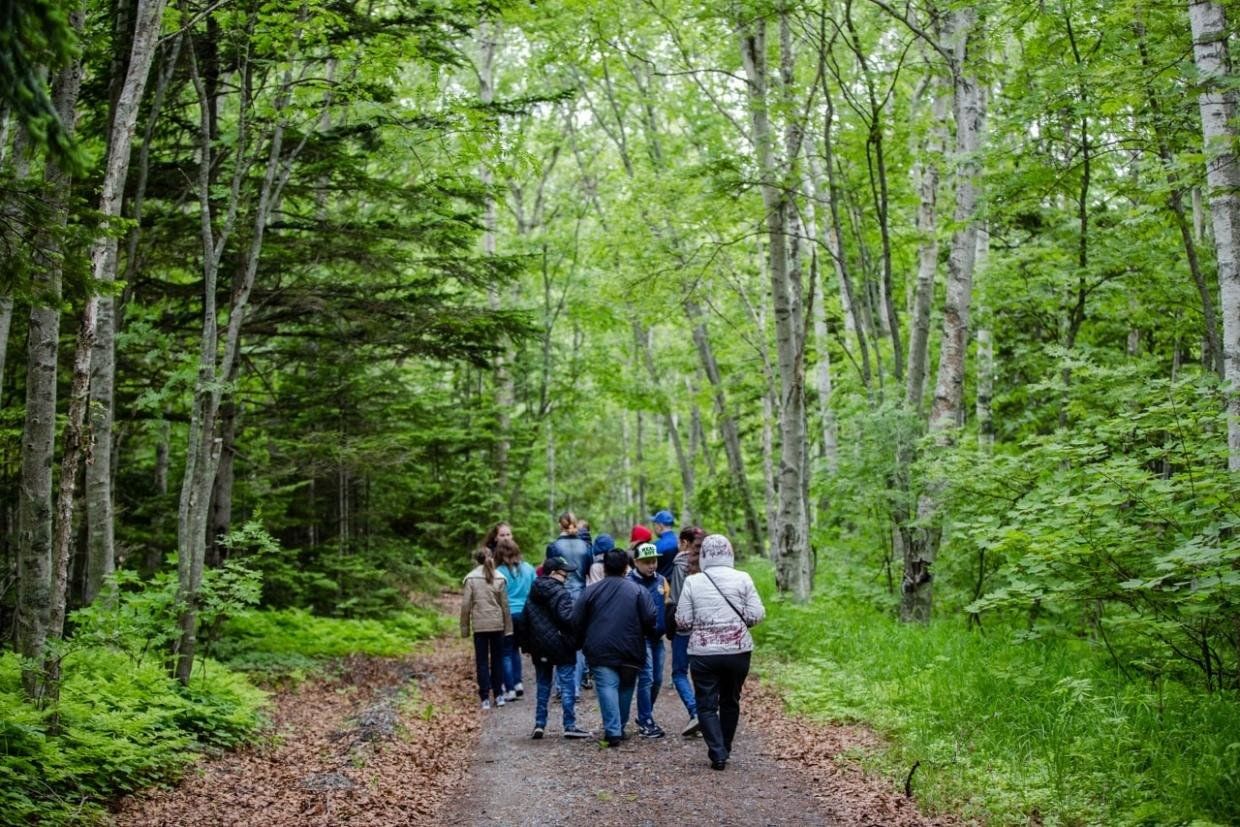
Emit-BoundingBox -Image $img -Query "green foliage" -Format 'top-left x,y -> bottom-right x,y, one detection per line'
0,649 -> 264,826
938,361 -> 1240,689
750,559 -> 1240,826
213,607 -> 449,678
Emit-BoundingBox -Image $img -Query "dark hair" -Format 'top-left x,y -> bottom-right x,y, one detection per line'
481,521 -> 511,551
679,526 -> 706,543
473,547 -> 497,584
603,549 -> 629,576
495,537 -> 521,567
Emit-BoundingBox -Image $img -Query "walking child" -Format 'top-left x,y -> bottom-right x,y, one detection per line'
629,542 -> 671,738
461,547 -> 512,709
524,556 -> 593,740
495,536 -> 535,700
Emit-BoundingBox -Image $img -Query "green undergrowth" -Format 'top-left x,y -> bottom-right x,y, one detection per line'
213,607 -> 450,683
748,559 -> 1240,827
0,649 -> 265,826
1,601 -> 450,825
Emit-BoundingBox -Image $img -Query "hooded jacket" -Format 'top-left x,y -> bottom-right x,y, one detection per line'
460,565 -> 512,637
546,533 -> 592,597
628,568 -> 670,637
674,535 -> 765,656
523,575 -> 578,665
573,575 -> 658,670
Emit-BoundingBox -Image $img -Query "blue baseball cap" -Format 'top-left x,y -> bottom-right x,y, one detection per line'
650,510 -> 676,526
594,534 -> 615,554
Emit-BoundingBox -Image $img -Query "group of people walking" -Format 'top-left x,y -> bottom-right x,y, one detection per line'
459,511 -> 766,771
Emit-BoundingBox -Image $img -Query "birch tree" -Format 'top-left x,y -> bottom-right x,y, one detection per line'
1187,0 -> 1240,471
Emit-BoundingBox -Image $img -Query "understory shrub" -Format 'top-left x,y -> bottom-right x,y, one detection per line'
750,559 -> 1240,827
0,650 -> 265,826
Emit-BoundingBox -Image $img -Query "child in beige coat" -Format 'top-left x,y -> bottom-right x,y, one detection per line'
461,547 -> 513,709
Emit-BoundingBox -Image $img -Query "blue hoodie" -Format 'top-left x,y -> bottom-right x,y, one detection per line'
499,561 -> 536,616
628,568 -> 669,637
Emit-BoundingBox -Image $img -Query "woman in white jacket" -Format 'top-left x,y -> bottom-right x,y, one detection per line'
674,534 -> 765,771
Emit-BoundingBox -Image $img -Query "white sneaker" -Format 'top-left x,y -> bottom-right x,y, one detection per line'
514,682 -> 524,698
504,690 -> 517,702
481,700 -> 491,710
496,695 -> 506,707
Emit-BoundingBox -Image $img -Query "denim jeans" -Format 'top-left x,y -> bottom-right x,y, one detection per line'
635,637 -> 666,727
670,633 -> 696,718
591,664 -> 638,739
502,614 -> 523,691
575,649 -> 587,692
534,660 -> 578,731
472,630 -> 505,701
690,652 -> 752,765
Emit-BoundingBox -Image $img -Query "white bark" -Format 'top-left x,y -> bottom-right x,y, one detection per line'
903,7 -> 983,623
17,31 -> 83,703
907,73 -> 950,411
975,225 -> 994,453
1188,1 -> 1240,471
80,0 -> 167,605
740,10 -> 811,599
801,174 -> 839,475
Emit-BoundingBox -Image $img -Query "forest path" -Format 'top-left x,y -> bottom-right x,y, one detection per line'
440,646 -> 959,827
115,628 -> 958,826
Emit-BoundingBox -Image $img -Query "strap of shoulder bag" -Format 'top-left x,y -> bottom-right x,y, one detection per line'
701,569 -> 748,626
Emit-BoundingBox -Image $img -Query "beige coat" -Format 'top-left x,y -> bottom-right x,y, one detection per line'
460,566 -> 513,637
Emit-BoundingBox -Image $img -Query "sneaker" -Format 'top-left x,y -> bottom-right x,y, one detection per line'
639,723 -> 666,739
514,682 -> 524,698
601,735 -> 621,748
504,689 -> 517,702
531,726 -> 545,739
710,760 -> 727,771
682,716 -> 701,737
481,700 -> 491,710
581,675 -> 593,690
496,695 -> 506,707
563,727 -> 592,739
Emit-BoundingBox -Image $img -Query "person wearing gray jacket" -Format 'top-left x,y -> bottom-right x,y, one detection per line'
674,533 -> 765,771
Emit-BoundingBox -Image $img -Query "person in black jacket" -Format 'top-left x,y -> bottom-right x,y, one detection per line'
524,557 -> 592,740
573,549 -> 658,747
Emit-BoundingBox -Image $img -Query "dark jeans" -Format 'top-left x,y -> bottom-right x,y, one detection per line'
502,614 -> 523,691
690,651 -> 752,765
473,630 -> 505,701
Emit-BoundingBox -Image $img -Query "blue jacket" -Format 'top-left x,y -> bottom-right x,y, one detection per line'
628,569 -> 669,637
546,534 -> 592,597
572,576 -> 658,670
498,561 -> 535,616
655,530 -> 678,580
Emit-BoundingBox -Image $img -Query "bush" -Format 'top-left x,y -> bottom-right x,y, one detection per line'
213,607 -> 449,671
0,649 -> 265,826
750,558 -> 1240,826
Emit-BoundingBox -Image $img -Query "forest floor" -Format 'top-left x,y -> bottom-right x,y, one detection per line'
115,623 -> 964,826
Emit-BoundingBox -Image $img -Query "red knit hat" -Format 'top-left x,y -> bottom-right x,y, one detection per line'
629,525 -> 653,543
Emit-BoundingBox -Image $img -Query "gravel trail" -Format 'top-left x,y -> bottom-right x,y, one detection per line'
440,648 -> 841,827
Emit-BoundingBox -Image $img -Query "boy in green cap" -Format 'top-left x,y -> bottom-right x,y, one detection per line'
629,542 -> 671,738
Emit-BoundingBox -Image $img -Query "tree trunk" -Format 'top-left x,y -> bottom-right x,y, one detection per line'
206,400 -> 237,567
907,73 -> 949,411
903,7 -> 982,623
0,296 -> 12,408
975,225 -> 994,453
17,33 -> 84,703
801,175 -> 839,476
739,7 -> 811,600
1187,1 -> 1240,471
82,0 -> 166,606
635,322 -> 693,525
686,300 -> 764,554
